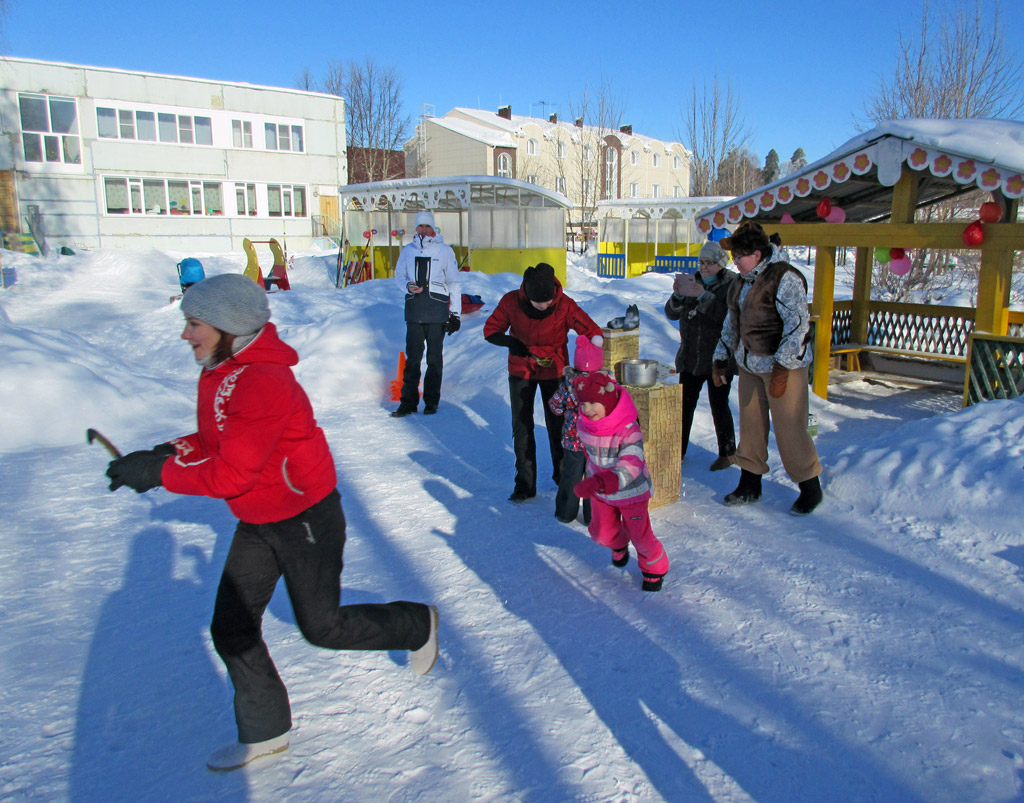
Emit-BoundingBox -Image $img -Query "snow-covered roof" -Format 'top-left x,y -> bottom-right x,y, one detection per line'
340,175 -> 571,211
696,118 -> 1024,234
428,115 -> 515,148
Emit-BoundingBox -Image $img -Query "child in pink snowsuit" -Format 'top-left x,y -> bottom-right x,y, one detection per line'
573,372 -> 670,592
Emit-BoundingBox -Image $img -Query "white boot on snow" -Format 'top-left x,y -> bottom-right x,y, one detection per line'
207,733 -> 289,772
410,605 -> 439,675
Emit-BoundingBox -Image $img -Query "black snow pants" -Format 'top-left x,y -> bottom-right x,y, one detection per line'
210,489 -> 430,744
508,375 -> 563,497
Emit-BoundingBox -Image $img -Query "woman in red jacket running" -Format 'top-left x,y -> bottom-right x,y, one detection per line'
483,263 -> 602,502
106,273 -> 438,772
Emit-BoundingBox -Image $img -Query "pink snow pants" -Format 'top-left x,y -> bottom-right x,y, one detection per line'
588,498 -> 670,575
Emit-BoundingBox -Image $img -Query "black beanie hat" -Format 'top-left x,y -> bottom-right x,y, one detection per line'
523,263 -> 556,302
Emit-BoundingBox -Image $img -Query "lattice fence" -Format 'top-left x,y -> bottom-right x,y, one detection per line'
965,334 -> 1024,406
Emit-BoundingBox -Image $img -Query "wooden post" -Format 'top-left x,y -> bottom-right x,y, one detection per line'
811,246 -> 836,399
851,246 -> 872,344
975,198 -> 1019,335
890,170 -> 920,223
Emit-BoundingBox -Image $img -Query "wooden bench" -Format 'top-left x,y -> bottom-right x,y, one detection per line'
830,344 -> 966,372
646,255 -> 698,274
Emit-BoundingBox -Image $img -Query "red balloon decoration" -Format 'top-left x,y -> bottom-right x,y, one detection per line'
889,248 -> 906,260
816,198 -> 832,219
979,202 -> 1003,224
962,220 -> 984,247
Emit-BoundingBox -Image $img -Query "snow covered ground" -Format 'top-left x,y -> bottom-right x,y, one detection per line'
1,244 -> 1023,802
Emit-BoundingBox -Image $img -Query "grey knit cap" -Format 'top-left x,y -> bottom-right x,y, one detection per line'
699,241 -> 729,268
180,273 -> 270,335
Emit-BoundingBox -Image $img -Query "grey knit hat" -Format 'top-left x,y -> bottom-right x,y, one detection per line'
180,274 -> 270,335
698,241 -> 729,268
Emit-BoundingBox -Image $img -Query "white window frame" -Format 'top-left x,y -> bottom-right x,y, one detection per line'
630,182 -> 639,198
264,122 -> 305,152
232,120 -> 253,148
652,183 -> 661,196
18,93 -> 81,166
557,140 -> 568,159
98,106 -> 212,146
236,183 -> 257,216
674,155 -> 683,170
102,176 -> 223,216
583,145 -> 594,162
554,176 -> 567,194
630,149 -> 640,166
496,152 -> 512,178
527,138 -> 538,156
652,153 -> 661,168
267,184 -> 307,217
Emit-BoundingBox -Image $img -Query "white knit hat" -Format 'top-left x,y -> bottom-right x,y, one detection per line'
414,210 -> 436,229
180,274 -> 270,335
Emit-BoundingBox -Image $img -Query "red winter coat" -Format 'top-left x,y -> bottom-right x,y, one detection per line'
483,278 -> 601,381
161,323 -> 337,524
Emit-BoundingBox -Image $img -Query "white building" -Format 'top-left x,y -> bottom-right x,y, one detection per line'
0,57 -> 347,252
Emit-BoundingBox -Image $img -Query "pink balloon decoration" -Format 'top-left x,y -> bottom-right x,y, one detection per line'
780,213 -> 795,224
825,206 -> 846,223
889,256 -> 912,276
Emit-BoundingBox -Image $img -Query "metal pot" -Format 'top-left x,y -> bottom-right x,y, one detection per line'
619,359 -> 659,387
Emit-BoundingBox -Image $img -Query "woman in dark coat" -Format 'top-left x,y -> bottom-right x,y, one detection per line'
664,241 -> 738,471
484,263 -> 602,502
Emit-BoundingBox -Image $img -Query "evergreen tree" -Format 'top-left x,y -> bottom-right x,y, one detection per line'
790,148 -> 807,171
762,149 -> 780,184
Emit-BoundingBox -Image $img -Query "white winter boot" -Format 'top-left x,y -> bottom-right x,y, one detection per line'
410,605 -> 439,675
206,733 -> 289,772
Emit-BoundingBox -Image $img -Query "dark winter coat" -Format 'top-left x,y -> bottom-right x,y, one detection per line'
162,322 -> 337,524
664,268 -> 738,376
483,277 -> 601,381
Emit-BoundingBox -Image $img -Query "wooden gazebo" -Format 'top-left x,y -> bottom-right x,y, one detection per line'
696,119 -> 1024,401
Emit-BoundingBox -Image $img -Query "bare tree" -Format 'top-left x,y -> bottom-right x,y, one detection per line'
323,58 -> 410,183
566,79 -> 626,252
295,68 -> 319,92
682,76 -> 753,196
862,0 -> 1024,301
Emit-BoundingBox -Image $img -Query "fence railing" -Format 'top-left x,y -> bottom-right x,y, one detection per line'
597,253 -> 625,278
312,214 -> 343,246
828,301 -> 1024,359
965,333 -> 1024,406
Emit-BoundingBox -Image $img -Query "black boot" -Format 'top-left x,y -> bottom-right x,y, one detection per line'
790,476 -> 823,516
724,469 -> 762,507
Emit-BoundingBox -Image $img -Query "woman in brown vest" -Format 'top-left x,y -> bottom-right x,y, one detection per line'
711,221 -> 823,515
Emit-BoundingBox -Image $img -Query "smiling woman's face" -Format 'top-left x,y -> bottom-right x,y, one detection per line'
181,316 -> 221,362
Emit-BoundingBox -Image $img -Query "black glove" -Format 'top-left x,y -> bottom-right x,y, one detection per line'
712,359 -> 735,387
152,442 -> 177,458
485,332 -> 530,357
107,449 -> 169,493
446,314 -> 461,335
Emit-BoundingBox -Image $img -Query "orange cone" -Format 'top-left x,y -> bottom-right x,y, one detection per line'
389,352 -> 406,401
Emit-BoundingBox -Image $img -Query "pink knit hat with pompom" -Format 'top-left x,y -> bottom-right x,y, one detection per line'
572,334 -> 605,372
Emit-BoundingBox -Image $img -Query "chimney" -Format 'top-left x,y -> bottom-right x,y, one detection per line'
575,117 -> 584,128
497,105 -> 512,120
620,124 -> 632,135
549,112 -> 558,123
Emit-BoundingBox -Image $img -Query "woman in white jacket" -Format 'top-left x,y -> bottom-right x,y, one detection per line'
391,210 -> 461,417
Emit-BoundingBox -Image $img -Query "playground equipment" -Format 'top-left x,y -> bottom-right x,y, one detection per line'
243,237 -> 290,291
335,229 -> 376,288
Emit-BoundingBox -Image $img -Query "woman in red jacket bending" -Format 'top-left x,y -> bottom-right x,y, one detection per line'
483,263 -> 602,502
106,274 -> 438,772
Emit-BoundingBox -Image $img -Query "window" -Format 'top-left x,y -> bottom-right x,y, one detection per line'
119,110 -> 135,139
652,183 -> 661,196
19,93 -> 81,165
195,117 -> 213,146
158,113 -> 177,142
178,116 -> 194,145
236,183 -> 257,216
652,153 -> 661,168
555,176 -> 567,194
103,176 -> 223,216
232,120 -> 253,148
557,140 -> 567,159
526,173 -> 539,184
631,150 -> 640,166
97,108 -> 118,138
583,178 -> 593,199
583,145 -> 594,162
496,152 -> 511,178
630,182 -> 639,198
136,112 -> 157,141
265,123 -> 304,152
673,185 -> 683,197
604,147 -> 618,198
268,184 -> 307,217
527,138 -> 538,156
674,155 -> 683,170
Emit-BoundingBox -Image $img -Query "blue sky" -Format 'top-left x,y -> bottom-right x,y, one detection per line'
5,0 -> 1022,168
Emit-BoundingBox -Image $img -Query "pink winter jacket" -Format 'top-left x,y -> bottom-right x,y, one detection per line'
576,388 -> 652,507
